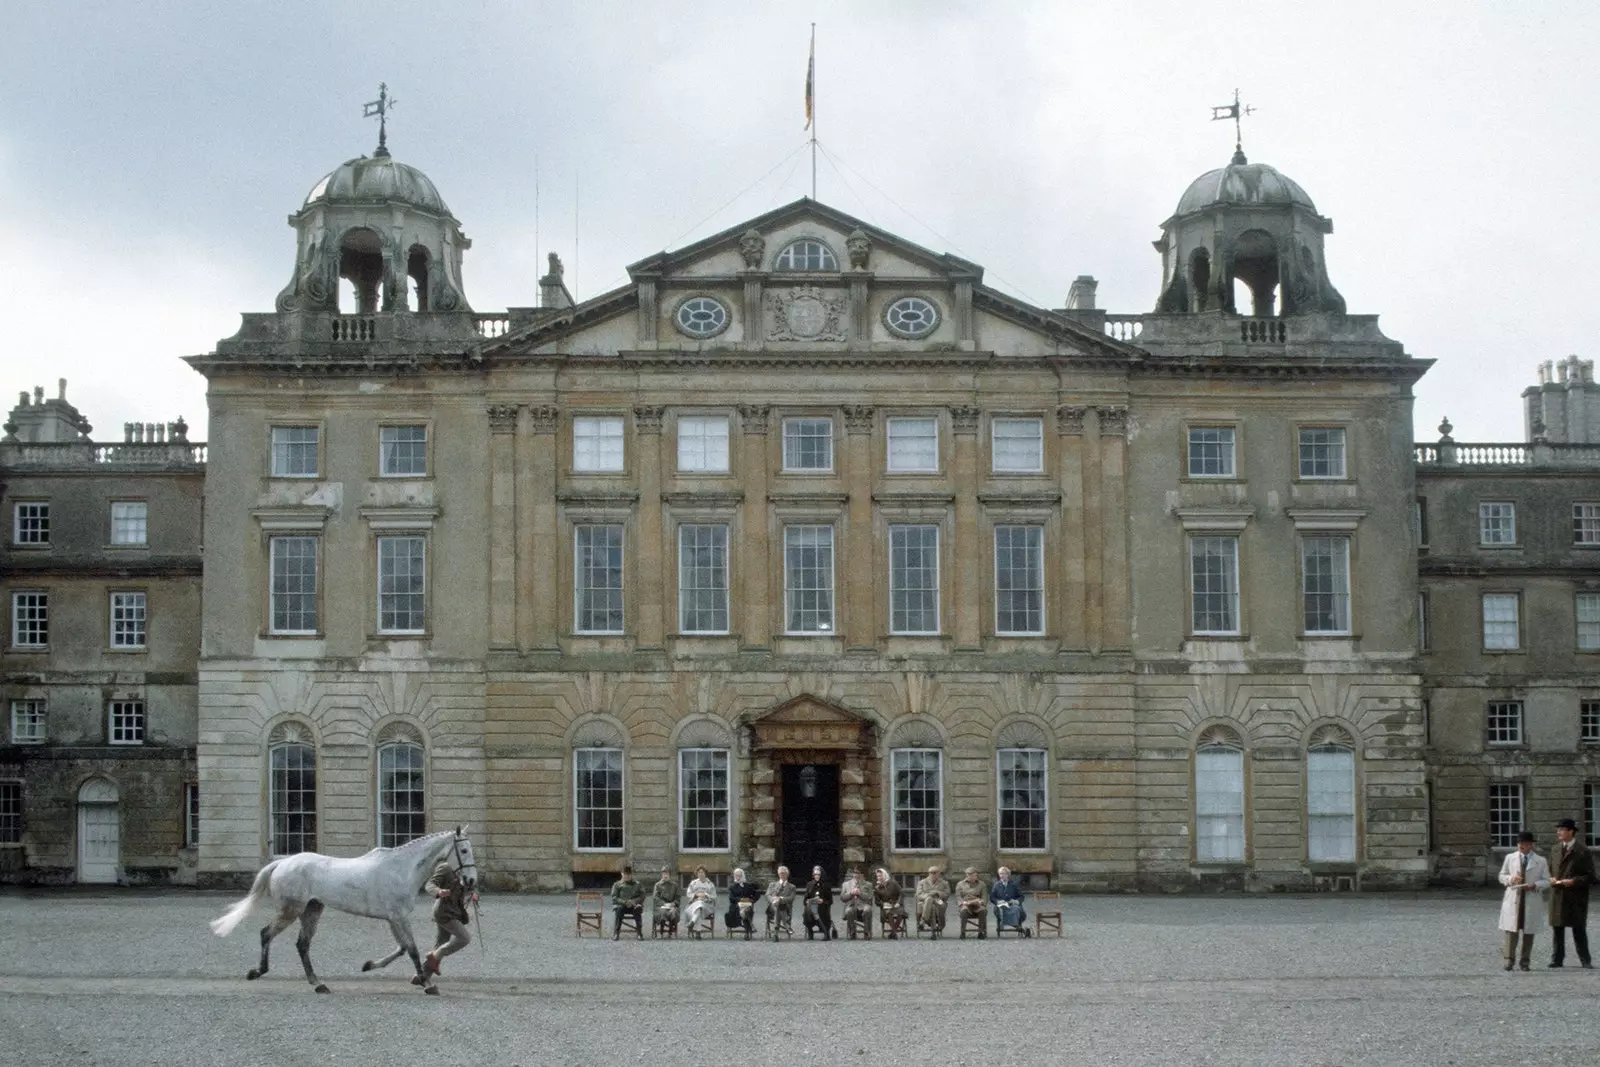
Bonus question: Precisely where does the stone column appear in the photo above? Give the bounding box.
[488,404,521,650]
[1056,405,1087,648]
[950,405,983,650]
[737,405,771,649]
[1097,406,1130,650]
[841,752,867,868]
[525,404,561,651]
[634,406,665,650]
[843,405,876,650]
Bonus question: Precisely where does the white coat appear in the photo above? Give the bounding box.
[1497,849,1551,933]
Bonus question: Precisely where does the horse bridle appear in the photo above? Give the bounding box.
[448,830,477,888]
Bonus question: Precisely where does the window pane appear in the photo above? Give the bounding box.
[889,525,940,634]
[378,536,427,633]
[994,526,1044,635]
[782,418,833,471]
[997,748,1048,850]
[575,747,624,850]
[1482,594,1520,650]
[379,426,428,476]
[784,525,834,633]
[378,743,426,847]
[677,416,730,473]
[679,748,730,851]
[1190,536,1239,635]
[0,782,21,844]
[271,427,319,477]
[1188,427,1236,478]
[1301,536,1350,634]
[1195,746,1244,862]
[10,699,45,744]
[573,417,625,472]
[11,592,48,647]
[1574,503,1600,546]
[1582,701,1600,744]
[678,525,729,633]
[110,592,147,648]
[1307,747,1356,862]
[575,525,625,633]
[1487,701,1523,745]
[1488,783,1523,850]
[1479,503,1517,545]
[11,503,48,545]
[887,417,939,472]
[1297,428,1345,478]
[892,749,942,850]
[270,742,317,855]
[108,700,145,744]
[992,418,1044,473]
[110,502,148,546]
[776,239,838,271]
[269,536,319,634]
[1577,594,1600,652]
[185,783,200,849]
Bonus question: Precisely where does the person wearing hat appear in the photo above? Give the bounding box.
[610,864,646,940]
[1497,830,1549,971]
[915,864,952,939]
[955,867,987,939]
[651,866,681,937]
[1547,817,1595,968]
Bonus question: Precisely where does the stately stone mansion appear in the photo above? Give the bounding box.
[4,134,1598,891]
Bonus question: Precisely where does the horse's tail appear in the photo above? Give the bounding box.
[209,860,279,937]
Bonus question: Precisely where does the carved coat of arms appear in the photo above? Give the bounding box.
[765,286,846,342]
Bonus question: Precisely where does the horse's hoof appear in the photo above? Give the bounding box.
[423,985,441,996]
[314,984,331,994]
[360,960,377,972]
[410,974,425,986]
[246,970,262,981]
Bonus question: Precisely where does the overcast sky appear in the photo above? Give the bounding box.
[2,2,1594,442]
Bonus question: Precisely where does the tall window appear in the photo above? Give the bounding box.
[1195,744,1245,862]
[379,425,428,477]
[679,748,730,851]
[992,417,1043,474]
[1418,591,1431,651]
[1489,783,1524,850]
[775,238,837,271]
[1301,536,1351,635]
[1586,784,1599,848]
[1577,593,1600,652]
[574,747,624,850]
[783,525,835,634]
[10,699,44,744]
[1573,503,1600,546]
[1482,593,1520,650]
[13,502,49,545]
[110,592,147,649]
[377,536,427,634]
[572,416,625,472]
[268,536,319,635]
[677,415,730,473]
[270,426,319,477]
[377,742,426,847]
[891,748,942,851]
[886,417,939,472]
[997,748,1048,850]
[1307,746,1357,863]
[889,525,940,635]
[782,418,833,471]
[108,700,145,744]
[184,783,200,849]
[11,592,47,648]
[1187,427,1236,478]
[110,501,148,546]
[1297,427,1346,479]
[1580,700,1600,744]
[1479,503,1517,546]
[574,525,625,634]
[994,525,1044,635]
[0,781,20,844]
[678,524,729,634]
[1486,701,1524,746]
[1190,536,1240,635]
[269,742,317,855]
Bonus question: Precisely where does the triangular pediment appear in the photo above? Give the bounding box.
[752,694,872,727]
[747,694,875,752]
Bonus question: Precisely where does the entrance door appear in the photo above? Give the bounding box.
[77,779,120,884]
[780,763,840,882]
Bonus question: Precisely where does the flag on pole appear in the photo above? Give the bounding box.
[804,31,815,130]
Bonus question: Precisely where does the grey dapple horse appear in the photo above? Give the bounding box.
[210,826,478,994]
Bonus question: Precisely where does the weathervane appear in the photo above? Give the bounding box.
[1210,88,1256,164]
[364,83,396,158]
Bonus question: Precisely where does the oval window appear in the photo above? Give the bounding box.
[884,296,940,338]
[674,296,730,339]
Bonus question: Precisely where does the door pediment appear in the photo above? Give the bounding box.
[747,695,874,751]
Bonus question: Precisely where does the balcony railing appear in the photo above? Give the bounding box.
[474,314,511,339]
[1414,441,1600,468]
[330,315,378,342]
[2,441,206,469]
[1103,314,1143,341]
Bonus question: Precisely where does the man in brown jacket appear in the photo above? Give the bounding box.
[1548,817,1595,969]
[417,858,472,992]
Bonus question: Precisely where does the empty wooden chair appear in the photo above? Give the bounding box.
[1033,891,1063,938]
[576,891,604,937]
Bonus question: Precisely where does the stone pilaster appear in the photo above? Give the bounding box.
[950,405,982,650]
[737,405,771,649]
[1096,406,1130,650]
[488,404,520,650]
[842,405,875,650]
[1056,405,1087,648]
[634,406,665,649]
[1083,408,1105,653]
[526,404,560,651]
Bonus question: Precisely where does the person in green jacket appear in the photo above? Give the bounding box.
[611,865,646,940]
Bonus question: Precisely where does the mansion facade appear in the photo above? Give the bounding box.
[3,137,1597,891]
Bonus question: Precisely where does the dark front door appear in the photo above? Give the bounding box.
[780,763,841,883]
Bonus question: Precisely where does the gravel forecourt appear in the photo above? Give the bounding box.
[0,889,1593,1066]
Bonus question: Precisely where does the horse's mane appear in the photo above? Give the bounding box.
[360,828,459,857]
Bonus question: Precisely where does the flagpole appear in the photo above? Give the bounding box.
[809,23,817,200]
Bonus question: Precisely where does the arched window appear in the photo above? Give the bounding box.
[377,741,426,847]
[888,718,944,852]
[775,238,838,272]
[269,741,317,855]
[337,227,384,314]
[1229,229,1280,317]
[1307,731,1357,863]
[406,245,430,312]
[677,718,734,853]
[1195,729,1245,862]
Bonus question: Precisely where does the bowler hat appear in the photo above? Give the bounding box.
[1556,818,1579,831]
[1519,831,1537,843]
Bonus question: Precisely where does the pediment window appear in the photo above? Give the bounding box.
[673,295,730,339]
[775,238,838,272]
[884,296,940,339]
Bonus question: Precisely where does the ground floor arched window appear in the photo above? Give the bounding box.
[269,741,317,855]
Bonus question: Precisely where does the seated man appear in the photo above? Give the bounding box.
[684,865,717,939]
[725,867,762,940]
[955,867,987,939]
[839,867,872,940]
[765,865,798,939]
[989,865,1031,938]
[651,866,681,936]
[915,864,952,939]
[803,865,835,941]
[873,867,906,938]
[610,865,646,941]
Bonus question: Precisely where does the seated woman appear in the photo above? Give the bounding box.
[803,865,836,941]
[873,867,906,938]
[838,867,872,940]
[989,865,1031,938]
[683,865,717,939]
[724,868,762,940]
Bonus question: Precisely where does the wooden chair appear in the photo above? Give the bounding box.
[575,891,604,937]
[1033,891,1063,938]
[957,906,986,939]
[994,901,1031,938]
[685,905,715,940]
[651,901,680,939]
[614,905,644,939]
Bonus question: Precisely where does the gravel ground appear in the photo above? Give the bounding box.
[0,889,1594,1066]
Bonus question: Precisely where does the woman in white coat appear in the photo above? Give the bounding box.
[1498,830,1551,970]
[684,865,717,939]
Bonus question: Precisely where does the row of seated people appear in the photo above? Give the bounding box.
[608,862,1033,941]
